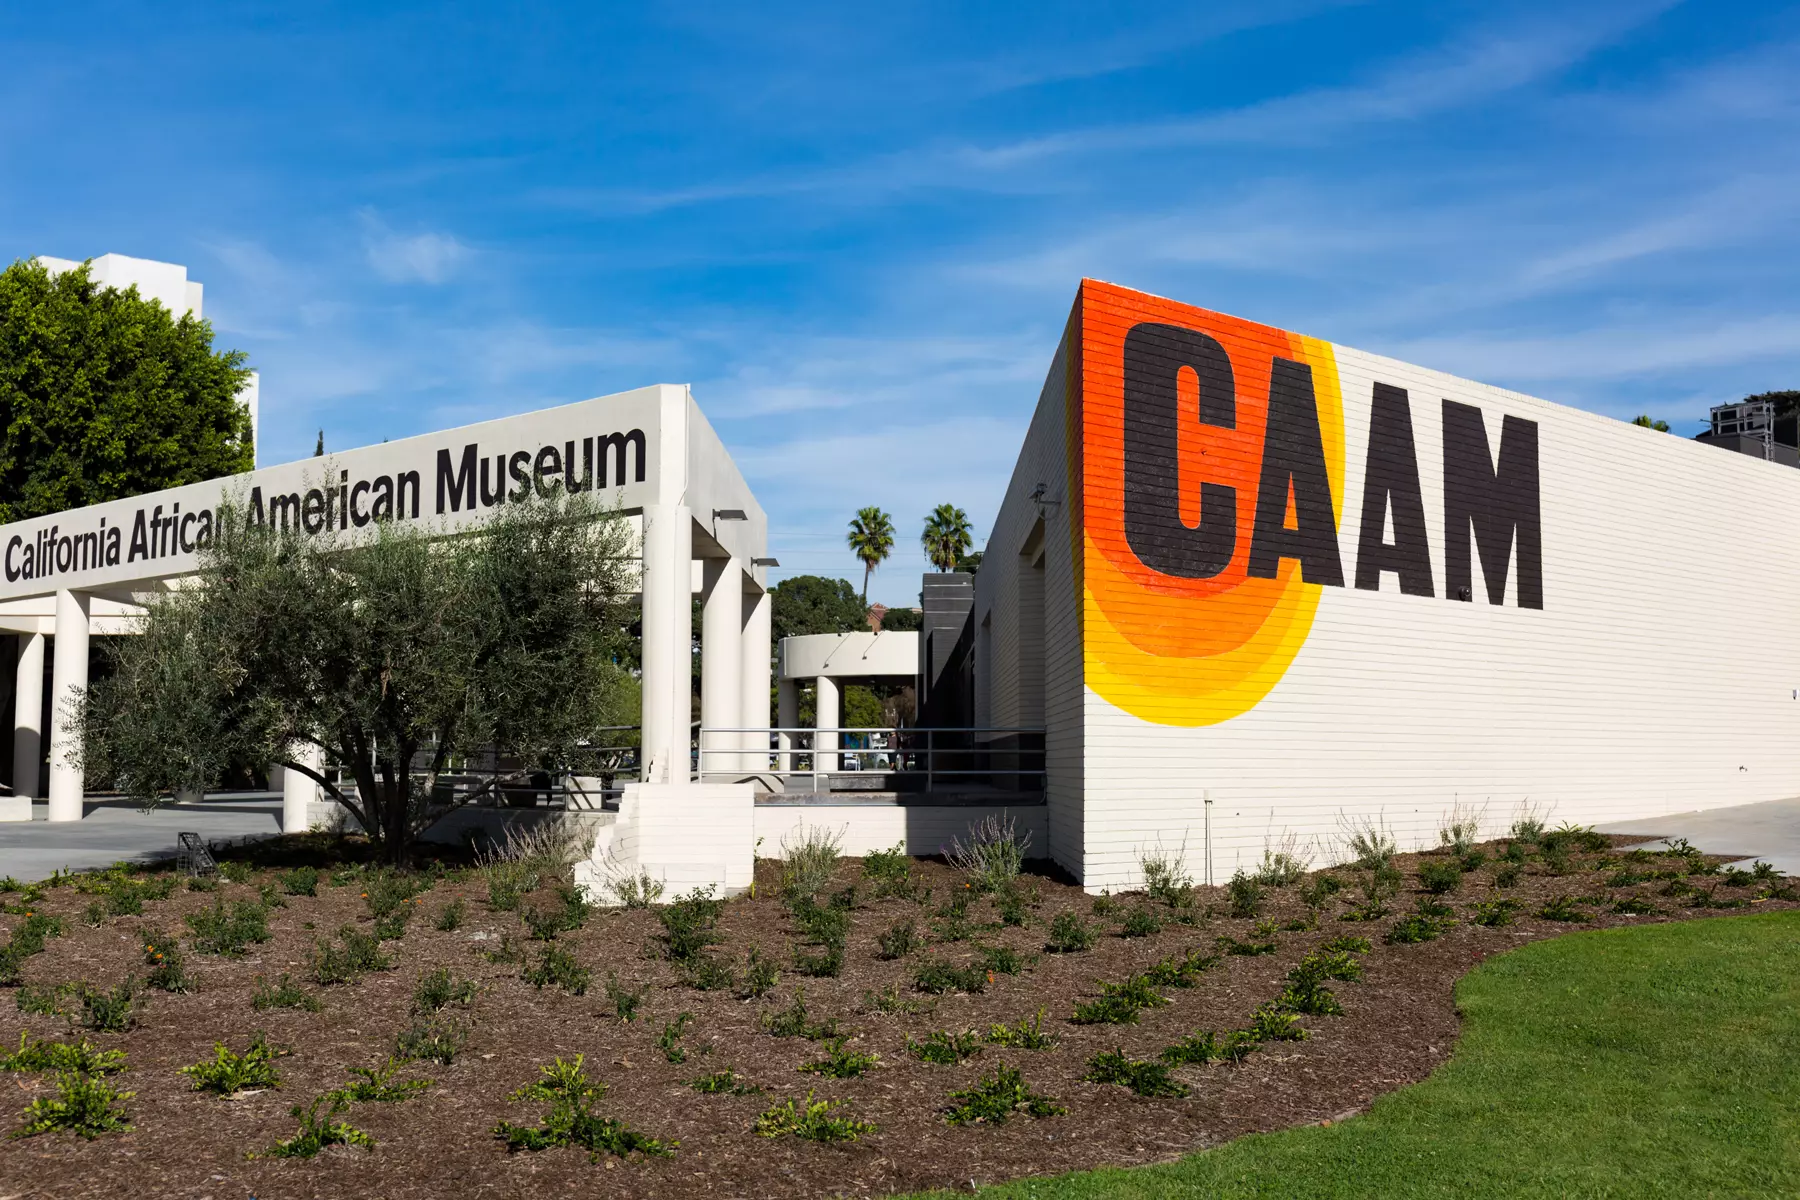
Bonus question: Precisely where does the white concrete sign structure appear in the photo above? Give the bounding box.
[0,385,771,900]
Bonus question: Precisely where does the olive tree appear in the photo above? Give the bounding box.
[77,491,638,861]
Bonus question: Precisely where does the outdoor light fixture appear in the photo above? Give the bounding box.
[753,556,780,567]
[713,508,748,521]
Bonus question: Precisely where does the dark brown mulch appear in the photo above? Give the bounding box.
[0,830,1789,1199]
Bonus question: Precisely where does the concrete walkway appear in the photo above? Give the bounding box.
[0,796,283,881]
[1599,796,1800,877]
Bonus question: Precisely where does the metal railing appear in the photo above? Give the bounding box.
[697,726,1044,793]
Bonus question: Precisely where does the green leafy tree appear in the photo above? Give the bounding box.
[921,504,974,573]
[76,492,637,862]
[845,507,895,600]
[770,576,868,642]
[1630,415,1671,432]
[0,258,253,522]
[877,606,922,632]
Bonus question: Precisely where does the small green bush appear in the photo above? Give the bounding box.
[980,944,1027,976]
[876,919,922,961]
[1140,848,1196,908]
[1082,1049,1189,1098]
[180,1034,287,1095]
[1161,1030,1223,1065]
[908,1029,982,1065]
[1300,873,1345,908]
[413,967,477,1013]
[184,896,271,957]
[913,959,988,995]
[16,1070,133,1140]
[944,1063,1065,1125]
[656,1012,695,1064]
[1045,912,1094,954]
[1386,913,1453,944]
[522,945,589,995]
[605,972,650,1022]
[0,1031,124,1076]
[986,1009,1057,1050]
[753,1090,874,1142]
[494,1055,674,1159]
[141,933,194,993]
[252,973,323,1012]
[736,947,779,1000]
[394,1016,468,1065]
[1493,863,1522,888]
[1416,860,1464,895]
[1226,870,1264,918]
[1471,898,1519,927]
[1144,948,1218,988]
[1217,933,1277,956]
[1538,895,1590,923]
[658,886,725,962]
[264,1095,375,1158]
[312,927,393,984]
[779,825,843,901]
[72,980,139,1033]
[683,952,736,992]
[862,843,914,899]
[279,867,319,897]
[332,1057,431,1103]
[1252,848,1308,889]
[687,1068,759,1095]
[1246,1001,1308,1042]
[759,989,840,1040]
[947,813,1029,894]
[1119,906,1163,938]
[798,1036,879,1078]
[1612,895,1658,916]
[435,898,466,931]
[863,984,933,1015]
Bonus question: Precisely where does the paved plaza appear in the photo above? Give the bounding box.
[0,795,283,881]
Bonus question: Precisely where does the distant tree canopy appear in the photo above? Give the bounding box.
[0,259,255,523]
[770,575,868,642]
[877,605,923,632]
[1631,414,1672,432]
[1745,390,1800,418]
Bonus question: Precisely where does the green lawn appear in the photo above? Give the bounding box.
[913,910,1800,1199]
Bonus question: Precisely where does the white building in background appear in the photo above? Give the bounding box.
[35,254,261,466]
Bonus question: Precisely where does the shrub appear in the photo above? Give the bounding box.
[1509,805,1548,843]
[1541,843,1573,875]
[1320,934,1372,954]
[312,927,393,984]
[522,945,590,995]
[16,985,66,1015]
[394,1016,468,1065]
[279,867,319,897]
[1493,864,1522,889]
[1246,1001,1308,1042]
[1045,912,1095,954]
[1253,838,1310,888]
[1139,845,1195,907]
[791,944,844,979]
[948,812,1031,894]
[332,1057,431,1103]
[606,869,665,909]
[1279,956,1350,1016]
[1458,850,1489,873]
[72,981,139,1033]
[687,1068,759,1095]
[1385,913,1452,944]
[908,1030,982,1065]
[980,944,1027,976]
[753,1091,874,1142]
[1082,1050,1189,1098]
[1119,906,1163,938]
[1471,898,1519,927]
[760,989,840,1040]
[0,1032,125,1076]
[372,907,413,941]
[482,860,540,912]
[1438,802,1485,856]
[657,1012,695,1064]
[1217,933,1277,956]
[435,898,466,931]
[1340,815,1397,869]
[253,974,323,1012]
[1144,948,1218,988]
[683,952,737,992]
[944,1063,1065,1126]
[141,934,193,993]
[1161,1030,1223,1065]
[996,885,1032,927]
[1415,895,1454,919]
[1417,860,1464,895]
[876,920,922,961]
[1300,873,1344,909]
[605,972,650,1022]
[184,896,271,957]
[799,1036,879,1078]
[987,1009,1057,1050]
[930,892,976,943]
[736,947,779,1000]
[914,959,988,995]
[863,984,933,1015]
[413,967,477,1013]
[1613,895,1658,916]
[16,1071,133,1140]
[264,1095,375,1158]
[1538,895,1590,923]
[779,824,844,901]
[658,886,725,963]
[1226,871,1263,918]
[862,842,914,899]
[181,1034,287,1095]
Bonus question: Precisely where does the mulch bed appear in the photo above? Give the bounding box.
[0,828,1791,1199]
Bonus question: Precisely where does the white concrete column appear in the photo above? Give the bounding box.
[13,632,44,800]
[814,675,839,775]
[639,504,692,786]
[741,586,771,774]
[47,590,89,822]
[700,556,743,777]
[776,677,798,774]
[283,743,322,834]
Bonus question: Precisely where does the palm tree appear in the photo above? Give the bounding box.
[846,506,895,600]
[921,503,974,573]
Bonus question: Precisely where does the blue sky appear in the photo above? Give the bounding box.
[5,1,1798,605]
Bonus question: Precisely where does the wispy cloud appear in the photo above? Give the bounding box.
[360,212,470,284]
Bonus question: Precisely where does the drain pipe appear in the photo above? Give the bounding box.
[1203,789,1214,887]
